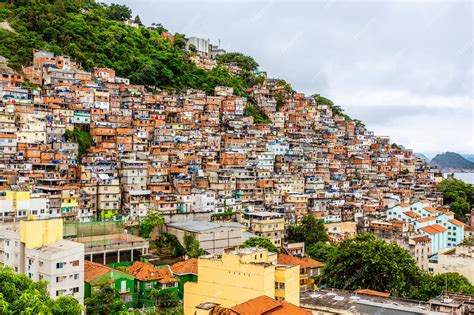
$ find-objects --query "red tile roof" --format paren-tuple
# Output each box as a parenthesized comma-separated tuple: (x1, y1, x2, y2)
(400, 203, 411, 207)
(412, 236, 431, 243)
(421, 224, 447, 235)
(417, 216, 436, 223)
(448, 219, 465, 227)
(403, 211, 420, 219)
(84, 260, 111, 283)
(230, 295, 310, 315)
(127, 261, 178, 283)
(423, 206, 438, 214)
(171, 258, 198, 275)
(355, 289, 390, 297)
(277, 254, 324, 268)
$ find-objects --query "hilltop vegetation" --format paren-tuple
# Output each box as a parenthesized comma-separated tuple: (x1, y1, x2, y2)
(0, 0, 255, 95)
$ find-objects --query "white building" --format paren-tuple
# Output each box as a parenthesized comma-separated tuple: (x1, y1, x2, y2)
(429, 245, 474, 284)
(0, 219, 85, 304)
(166, 221, 245, 254)
(186, 37, 210, 57)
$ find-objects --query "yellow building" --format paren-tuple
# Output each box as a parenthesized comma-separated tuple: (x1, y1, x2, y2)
(0, 190, 49, 219)
(184, 247, 300, 315)
(239, 212, 285, 246)
(19, 218, 64, 248)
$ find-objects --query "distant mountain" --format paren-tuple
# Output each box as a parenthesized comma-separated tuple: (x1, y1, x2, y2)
(462, 154, 474, 163)
(414, 153, 430, 162)
(429, 152, 474, 170)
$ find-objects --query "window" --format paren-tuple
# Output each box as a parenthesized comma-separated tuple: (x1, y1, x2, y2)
(56, 262, 64, 269)
(73, 273, 79, 280)
(72, 287, 79, 294)
(145, 282, 153, 290)
(70, 260, 80, 267)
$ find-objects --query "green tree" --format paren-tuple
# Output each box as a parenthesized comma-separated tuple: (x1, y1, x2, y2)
(306, 241, 336, 262)
(215, 52, 259, 72)
(133, 15, 142, 25)
(63, 128, 94, 157)
(184, 233, 205, 258)
(156, 233, 186, 259)
(438, 179, 474, 220)
(319, 234, 421, 298)
(85, 284, 127, 315)
(105, 3, 132, 21)
(0, 267, 82, 314)
(409, 272, 474, 301)
(287, 214, 329, 246)
(240, 237, 280, 253)
(150, 289, 180, 308)
(139, 210, 164, 239)
(51, 296, 84, 315)
(244, 103, 270, 124)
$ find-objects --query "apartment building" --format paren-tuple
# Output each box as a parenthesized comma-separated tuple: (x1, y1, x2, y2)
(184, 248, 300, 315)
(0, 219, 84, 304)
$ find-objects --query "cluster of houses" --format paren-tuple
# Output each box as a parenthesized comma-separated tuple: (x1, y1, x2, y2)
(0, 45, 473, 313)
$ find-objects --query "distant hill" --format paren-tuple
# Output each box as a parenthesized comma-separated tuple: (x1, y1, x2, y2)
(429, 152, 474, 170)
(414, 153, 430, 162)
(462, 154, 474, 163)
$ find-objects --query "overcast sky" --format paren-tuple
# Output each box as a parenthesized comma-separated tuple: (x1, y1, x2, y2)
(105, 0, 473, 157)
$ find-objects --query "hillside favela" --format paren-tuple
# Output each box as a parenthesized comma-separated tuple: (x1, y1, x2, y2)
(0, 1, 473, 314)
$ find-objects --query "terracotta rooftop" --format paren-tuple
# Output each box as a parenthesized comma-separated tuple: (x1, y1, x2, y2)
(230, 295, 310, 315)
(354, 289, 391, 298)
(84, 260, 113, 283)
(417, 216, 436, 223)
(127, 261, 177, 283)
(171, 258, 198, 275)
(420, 224, 447, 235)
(277, 254, 324, 268)
(411, 236, 431, 243)
(400, 203, 411, 207)
(448, 219, 465, 227)
(423, 206, 438, 214)
(403, 210, 420, 219)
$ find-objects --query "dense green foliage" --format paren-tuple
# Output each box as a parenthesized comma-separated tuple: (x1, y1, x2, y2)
(438, 179, 474, 221)
(85, 284, 127, 315)
(215, 52, 259, 72)
(306, 241, 336, 262)
(244, 103, 270, 124)
(183, 233, 205, 258)
(287, 214, 329, 246)
(156, 233, 186, 259)
(138, 210, 164, 239)
(0, 267, 82, 314)
(150, 289, 180, 308)
(318, 234, 474, 300)
(240, 237, 280, 253)
(64, 128, 94, 157)
(0, 0, 254, 94)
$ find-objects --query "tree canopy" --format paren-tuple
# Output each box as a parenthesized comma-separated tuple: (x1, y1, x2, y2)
(287, 214, 329, 246)
(0, 266, 82, 314)
(240, 237, 280, 253)
(138, 210, 164, 239)
(438, 179, 474, 221)
(85, 284, 127, 315)
(318, 234, 474, 300)
(215, 52, 259, 72)
(184, 233, 205, 258)
(306, 241, 336, 262)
